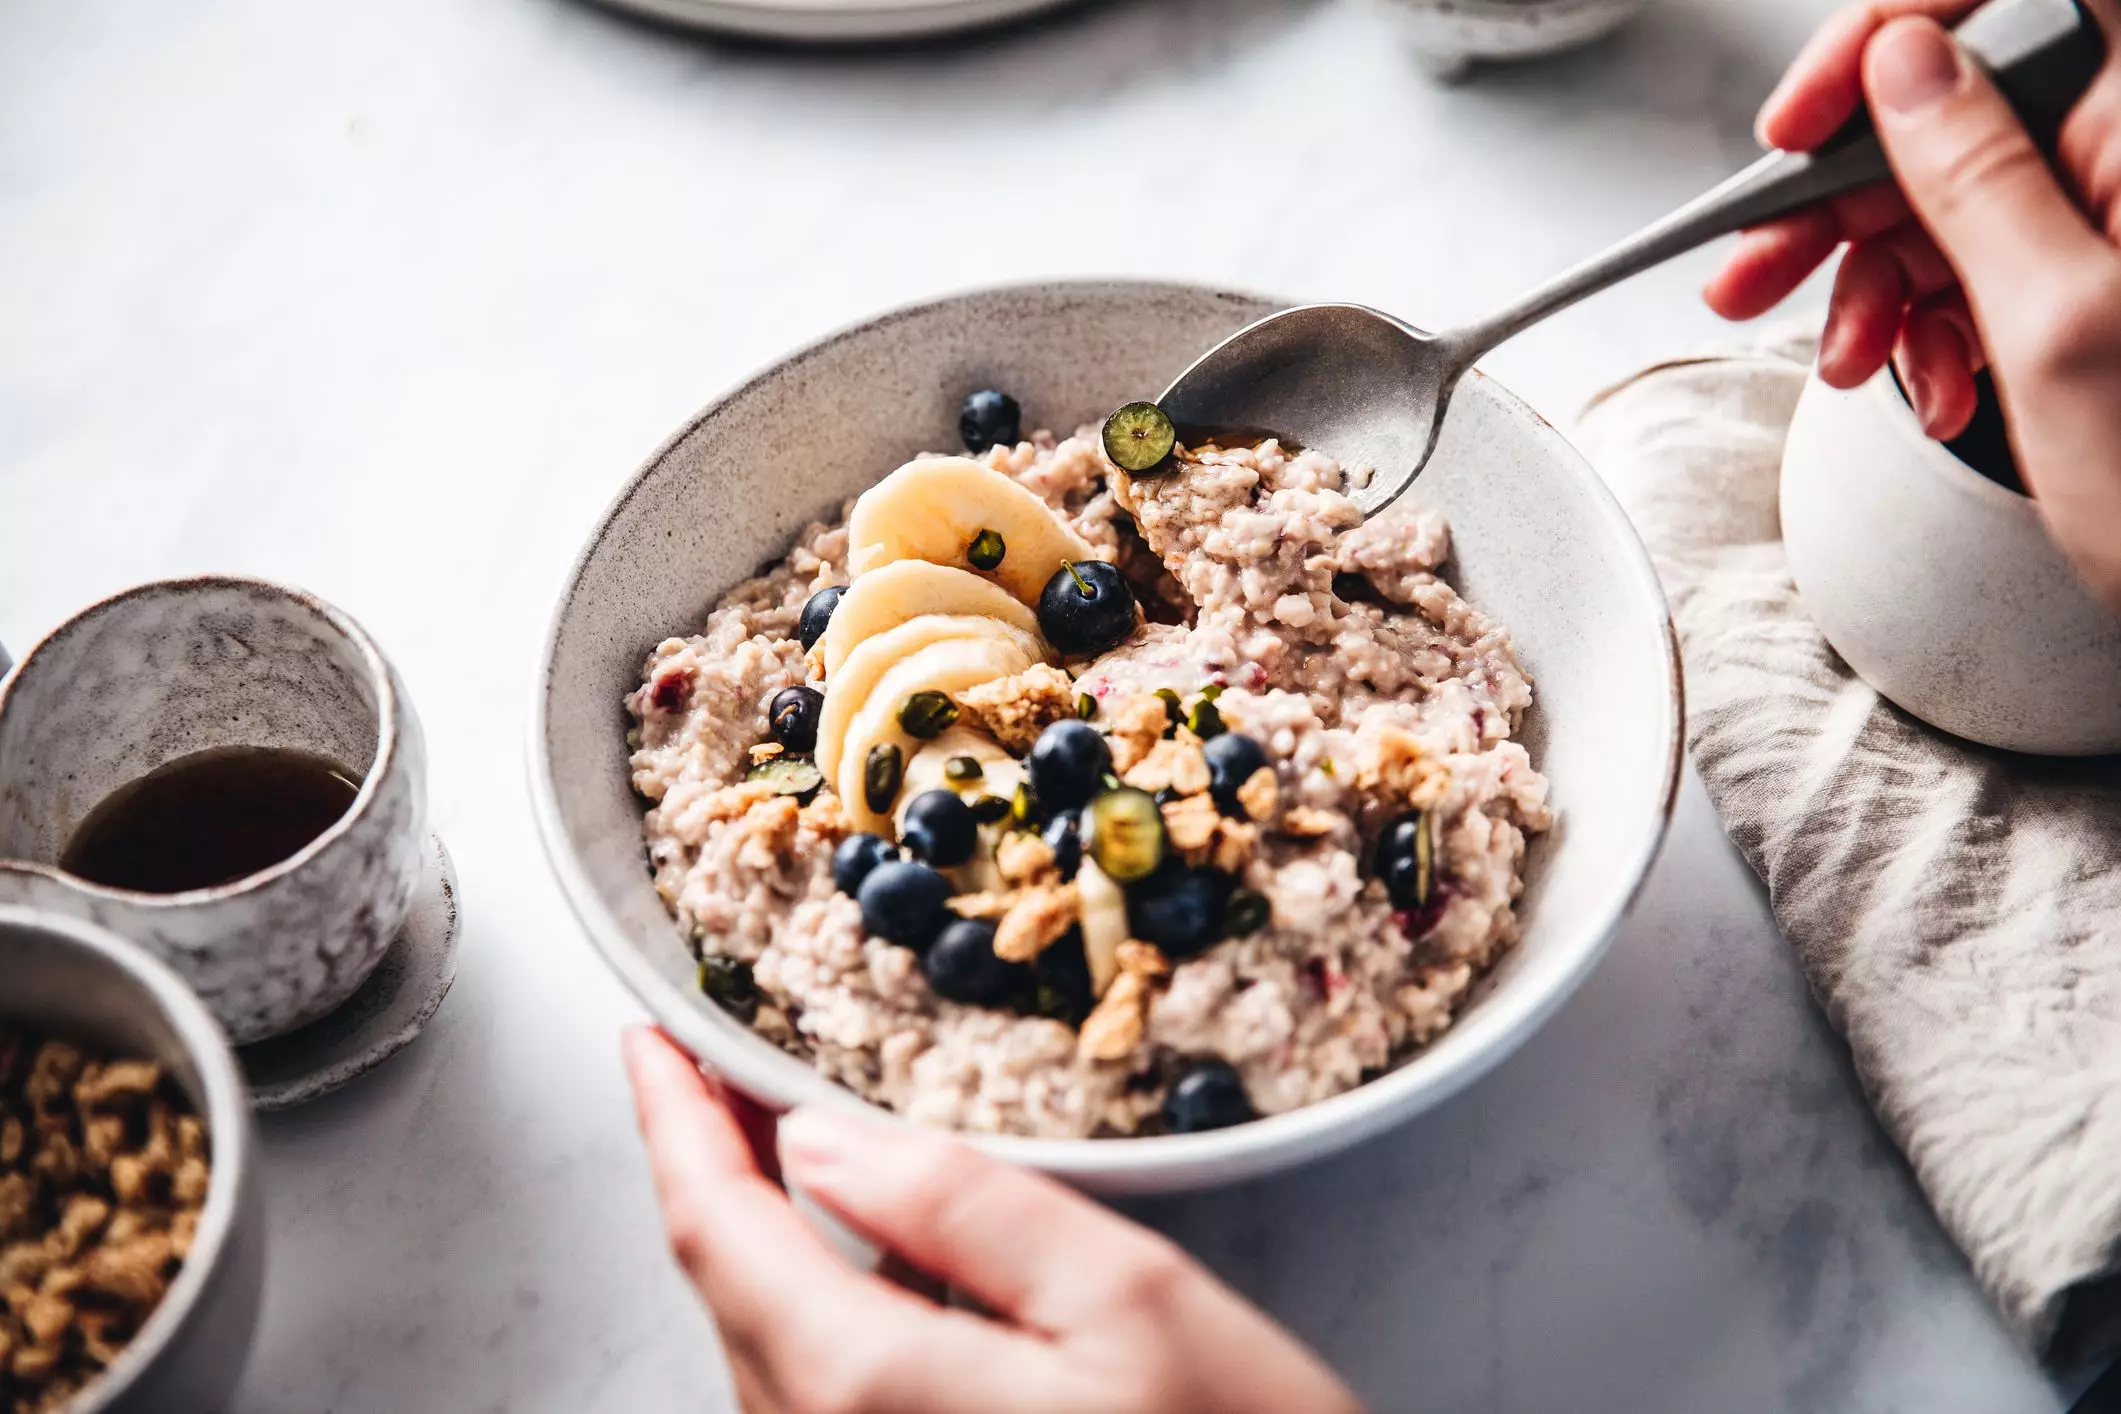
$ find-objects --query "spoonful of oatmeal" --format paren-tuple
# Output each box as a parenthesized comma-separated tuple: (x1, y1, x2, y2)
(1151, 0, 2105, 517)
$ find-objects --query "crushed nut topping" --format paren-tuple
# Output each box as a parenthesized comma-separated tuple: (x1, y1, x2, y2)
(955, 665, 1078, 755)
(1235, 766, 1280, 823)
(1102, 693, 1170, 774)
(1123, 738, 1210, 797)
(994, 833, 1058, 888)
(946, 890, 1015, 921)
(0, 1028, 209, 1414)
(748, 742, 786, 763)
(1278, 806, 1342, 839)
(1076, 971, 1149, 1063)
(1357, 724, 1448, 811)
(1114, 940, 1171, 978)
(1161, 794, 1221, 853)
(733, 796, 802, 870)
(994, 884, 1081, 963)
(1209, 820, 1259, 875)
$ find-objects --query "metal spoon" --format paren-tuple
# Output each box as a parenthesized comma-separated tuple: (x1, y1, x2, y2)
(1159, 0, 2108, 517)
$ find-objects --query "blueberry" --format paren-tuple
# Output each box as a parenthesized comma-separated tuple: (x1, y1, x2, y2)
(833, 833, 899, 896)
(1126, 865, 1231, 959)
(924, 918, 1033, 1008)
(1204, 732, 1268, 817)
(958, 389, 1022, 454)
(1375, 811, 1434, 910)
(1163, 1059, 1256, 1133)
(1037, 560, 1138, 658)
(902, 790, 978, 868)
(857, 860, 953, 950)
(797, 586, 843, 650)
(1042, 809, 1082, 882)
(1027, 720, 1111, 813)
(768, 685, 824, 752)
(1033, 927, 1094, 1026)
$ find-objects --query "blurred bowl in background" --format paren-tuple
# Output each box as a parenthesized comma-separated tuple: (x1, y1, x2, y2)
(1377, 0, 1652, 78)
(583, 0, 1081, 42)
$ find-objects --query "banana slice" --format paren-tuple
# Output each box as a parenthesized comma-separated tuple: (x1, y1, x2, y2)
(1076, 858, 1131, 997)
(835, 635, 1039, 834)
(895, 726, 1025, 824)
(897, 727, 1027, 894)
(847, 456, 1096, 607)
(816, 614, 1039, 785)
(823, 561, 1048, 678)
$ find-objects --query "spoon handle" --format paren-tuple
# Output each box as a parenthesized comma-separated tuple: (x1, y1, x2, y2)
(1441, 0, 2106, 368)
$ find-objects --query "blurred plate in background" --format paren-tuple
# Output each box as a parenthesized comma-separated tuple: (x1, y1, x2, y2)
(589, 0, 1082, 40)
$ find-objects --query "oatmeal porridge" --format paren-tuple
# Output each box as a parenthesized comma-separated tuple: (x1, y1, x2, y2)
(625, 392, 1550, 1139)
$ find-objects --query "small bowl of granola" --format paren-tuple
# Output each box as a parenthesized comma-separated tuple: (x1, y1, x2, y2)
(532, 280, 1682, 1193)
(0, 907, 264, 1413)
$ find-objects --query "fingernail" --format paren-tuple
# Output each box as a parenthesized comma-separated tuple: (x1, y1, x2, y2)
(1907, 368, 1937, 428)
(1871, 20, 1961, 114)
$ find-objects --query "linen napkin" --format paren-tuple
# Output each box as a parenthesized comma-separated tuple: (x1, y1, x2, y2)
(1576, 328, 2121, 1369)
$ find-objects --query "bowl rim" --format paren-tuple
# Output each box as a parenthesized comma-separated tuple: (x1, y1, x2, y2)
(1859, 365, 2041, 518)
(0, 573, 404, 907)
(528, 276, 1684, 1185)
(0, 905, 256, 1410)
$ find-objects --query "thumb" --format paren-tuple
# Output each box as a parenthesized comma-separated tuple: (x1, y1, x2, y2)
(1863, 16, 2110, 352)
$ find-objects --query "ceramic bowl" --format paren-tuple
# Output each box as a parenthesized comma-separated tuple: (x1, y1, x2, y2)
(1375, 0, 1652, 78)
(0, 577, 429, 1044)
(530, 280, 1682, 1195)
(1781, 367, 2121, 756)
(585, 0, 1080, 41)
(0, 906, 266, 1413)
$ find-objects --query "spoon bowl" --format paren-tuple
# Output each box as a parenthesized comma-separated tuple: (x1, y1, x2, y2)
(1158, 304, 1469, 518)
(1161, 0, 2101, 515)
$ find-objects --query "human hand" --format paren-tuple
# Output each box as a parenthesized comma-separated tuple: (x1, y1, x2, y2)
(1704, 0, 2121, 608)
(622, 1027, 1365, 1414)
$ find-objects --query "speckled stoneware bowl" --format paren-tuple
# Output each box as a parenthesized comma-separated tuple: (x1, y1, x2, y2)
(1782, 367, 2121, 756)
(0, 578, 428, 1044)
(1, 906, 266, 1413)
(531, 280, 1682, 1195)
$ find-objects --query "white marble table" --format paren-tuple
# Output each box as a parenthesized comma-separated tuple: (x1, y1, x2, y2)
(0, 0, 2093, 1408)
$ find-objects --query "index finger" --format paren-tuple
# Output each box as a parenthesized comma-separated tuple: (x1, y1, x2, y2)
(1760, 0, 1981, 151)
(622, 1028, 898, 1344)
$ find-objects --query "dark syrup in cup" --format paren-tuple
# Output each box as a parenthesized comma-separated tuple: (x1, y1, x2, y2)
(61, 746, 362, 893)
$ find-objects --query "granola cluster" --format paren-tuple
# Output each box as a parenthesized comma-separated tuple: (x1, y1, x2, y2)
(0, 1029, 209, 1414)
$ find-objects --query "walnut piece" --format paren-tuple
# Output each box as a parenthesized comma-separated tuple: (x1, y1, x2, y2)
(994, 885, 1081, 963)
(1235, 766, 1279, 823)
(1123, 738, 1210, 797)
(0, 1028, 208, 1413)
(1279, 807, 1342, 839)
(956, 665, 1078, 754)
(1077, 971, 1150, 1063)
(1102, 693, 1169, 774)
(1356, 723, 1448, 811)
(994, 833, 1058, 887)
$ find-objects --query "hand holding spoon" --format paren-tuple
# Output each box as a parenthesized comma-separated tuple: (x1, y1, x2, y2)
(1157, 0, 2107, 518)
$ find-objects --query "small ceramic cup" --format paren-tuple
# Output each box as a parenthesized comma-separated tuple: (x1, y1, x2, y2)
(1781, 367, 2121, 756)
(0, 577, 428, 1043)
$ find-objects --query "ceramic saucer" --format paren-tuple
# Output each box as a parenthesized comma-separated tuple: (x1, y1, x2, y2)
(239, 833, 459, 1111)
